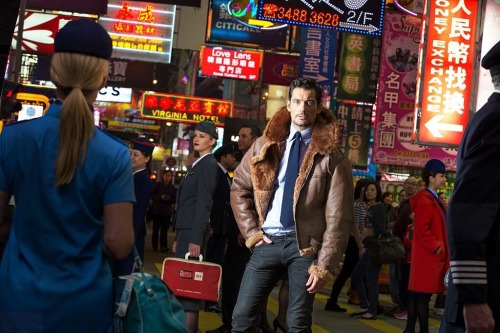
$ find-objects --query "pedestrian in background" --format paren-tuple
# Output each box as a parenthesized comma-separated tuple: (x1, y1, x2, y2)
(0, 19, 135, 332)
(113, 138, 154, 276)
(230, 77, 353, 333)
(151, 170, 176, 252)
(404, 159, 449, 333)
(443, 41, 500, 333)
(324, 178, 367, 312)
(172, 120, 219, 333)
(350, 180, 387, 320)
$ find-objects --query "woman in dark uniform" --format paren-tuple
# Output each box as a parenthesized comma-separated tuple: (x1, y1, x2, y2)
(173, 121, 219, 333)
(114, 138, 154, 276)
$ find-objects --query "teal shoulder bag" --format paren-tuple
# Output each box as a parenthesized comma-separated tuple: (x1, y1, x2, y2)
(113, 248, 187, 333)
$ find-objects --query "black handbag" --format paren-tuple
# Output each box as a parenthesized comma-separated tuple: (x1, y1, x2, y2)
(371, 231, 406, 264)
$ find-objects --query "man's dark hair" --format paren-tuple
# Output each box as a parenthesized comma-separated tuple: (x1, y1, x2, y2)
(288, 77, 322, 106)
(240, 123, 262, 139)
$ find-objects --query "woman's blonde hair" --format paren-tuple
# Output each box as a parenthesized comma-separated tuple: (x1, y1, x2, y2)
(50, 53, 109, 186)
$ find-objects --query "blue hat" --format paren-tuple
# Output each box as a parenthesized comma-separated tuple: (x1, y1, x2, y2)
(424, 159, 446, 174)
(54, 19, 113, 60)
(131, 139, 155, 154)
(214, 143, 235, 160)
(195, 120, 218, 139)
(481, 41, 500, 77)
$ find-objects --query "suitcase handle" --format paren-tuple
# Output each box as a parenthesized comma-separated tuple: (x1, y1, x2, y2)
(184, 252, 203, 261)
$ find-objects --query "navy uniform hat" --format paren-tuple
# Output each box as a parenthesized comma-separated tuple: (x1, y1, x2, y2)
(130, 139, 155, 155)
(195, 120, 218, 139)
(214, 143, 235, 160)
(54, 19, 113, 60)
(424, 159, 446, 174)
(481, 41, 500, 77)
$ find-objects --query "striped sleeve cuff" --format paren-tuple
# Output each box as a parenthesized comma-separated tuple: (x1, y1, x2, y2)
(450, 260, 487, 285)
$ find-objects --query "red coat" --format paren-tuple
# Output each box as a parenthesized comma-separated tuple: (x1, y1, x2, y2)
(408, 189, 450, 293)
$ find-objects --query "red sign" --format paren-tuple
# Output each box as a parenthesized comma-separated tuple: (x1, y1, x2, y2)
(199, 46, 263, 81)
(262, 53, 299, 85)
(414, 0, 479, 147)
(13, 12, 77, 54)
(140, 92, 233, 126)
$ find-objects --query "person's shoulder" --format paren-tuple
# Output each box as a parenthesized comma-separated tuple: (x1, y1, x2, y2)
(95, 127, 129, 149)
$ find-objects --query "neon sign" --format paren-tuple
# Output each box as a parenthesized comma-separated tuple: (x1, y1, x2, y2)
(227, 0, 287, 30)
(257, 0, 386, 36)
(414, 0, 479, 147)
(99, 0, 175, 63)
(140, 92, 234, 126)
(200, 46, 263, 81)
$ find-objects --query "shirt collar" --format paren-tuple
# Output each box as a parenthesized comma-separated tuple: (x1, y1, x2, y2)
(288, 126, 312, 143)
(192, 153, 211, 167)
(217, 162, 227, 174)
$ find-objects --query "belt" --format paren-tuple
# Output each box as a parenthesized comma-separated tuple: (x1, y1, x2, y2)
(266, 233, 296, 241)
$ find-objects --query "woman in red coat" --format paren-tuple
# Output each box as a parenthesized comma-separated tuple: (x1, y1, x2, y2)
(404, 159, 450, 333)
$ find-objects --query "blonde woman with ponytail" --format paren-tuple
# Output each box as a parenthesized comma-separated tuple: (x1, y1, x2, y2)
(0, 20, 135, 333)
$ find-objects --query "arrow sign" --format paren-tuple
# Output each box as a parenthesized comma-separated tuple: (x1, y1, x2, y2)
(339, 22, 379, 33)
(248, 19, 275, 28)
(304, 73, 329, 82)
(425, 115, 464, 138)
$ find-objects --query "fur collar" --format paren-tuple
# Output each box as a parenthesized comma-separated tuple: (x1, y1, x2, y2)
(262, 106, 339, 154)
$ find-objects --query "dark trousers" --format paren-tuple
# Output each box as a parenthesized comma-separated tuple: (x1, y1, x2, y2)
(206, 234, 227, 266)
(351, 248, 382, 315)
(398, 263, 410, 310)
(232, 235, 316, 333)
(221, 238, 251, 329)
(404, 292, 431, 333)
(151, 214, 171, 251)
(328, 236, 359, 303)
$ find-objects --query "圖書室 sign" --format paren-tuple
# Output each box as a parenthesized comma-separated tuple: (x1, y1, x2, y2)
(298, 28, 338, 108)
(200, 46, 263, 81)
(257, 0, 386, 36)
(140, 92, 233, 126)
(414, 0, 479, 147)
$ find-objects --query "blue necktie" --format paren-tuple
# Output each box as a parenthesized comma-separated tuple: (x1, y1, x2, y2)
(280, 131, 301, 229)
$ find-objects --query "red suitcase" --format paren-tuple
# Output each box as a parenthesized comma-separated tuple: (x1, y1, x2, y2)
(161, 253, 222, 302)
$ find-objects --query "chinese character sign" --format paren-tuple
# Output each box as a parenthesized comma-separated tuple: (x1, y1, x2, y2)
(99, 0, 175, 63)
(140, 92, 233, 126)
(200, 46, 263, 81)
(299, 28, 338, 108)
(335, 102, 372, 168)
(372, 10, 457, 169)
(336, 33, 381, 103)
(414, 0, 479, 147)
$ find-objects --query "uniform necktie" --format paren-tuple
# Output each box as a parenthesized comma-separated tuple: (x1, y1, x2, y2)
(280, 131, 301, 229)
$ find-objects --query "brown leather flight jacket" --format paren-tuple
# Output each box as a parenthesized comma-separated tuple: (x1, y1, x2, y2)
(230, 107, 354, 282)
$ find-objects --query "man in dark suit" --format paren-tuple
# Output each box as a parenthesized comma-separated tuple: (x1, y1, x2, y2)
(443, 41, 500, 333)
(205, 143, 237, 314)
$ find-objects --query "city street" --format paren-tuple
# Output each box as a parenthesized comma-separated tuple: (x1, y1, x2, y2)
(143, 227, 443, 333)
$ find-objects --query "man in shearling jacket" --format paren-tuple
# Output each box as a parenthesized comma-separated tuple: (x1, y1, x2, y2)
(230, 77, 354, 333)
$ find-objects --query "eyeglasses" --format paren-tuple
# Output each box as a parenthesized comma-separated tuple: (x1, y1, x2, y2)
(404, 182, 417, 186)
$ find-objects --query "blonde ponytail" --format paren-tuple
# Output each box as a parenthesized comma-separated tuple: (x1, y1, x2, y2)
(50, 53, 109, 186)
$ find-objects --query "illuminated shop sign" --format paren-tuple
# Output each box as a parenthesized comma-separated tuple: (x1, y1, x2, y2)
(12, 12, 76, 54)
(414, 0, 479, 147)
(257, 0, 386, 36)
(99, 0, 175, 63)
(227, 0, 287, 30)
(200, 46, 263, 81)
(206, 0, 289, 49)
(16, 93, 50, 122)
(140, 92, 234, 126)
(96, 87, 133, 103)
